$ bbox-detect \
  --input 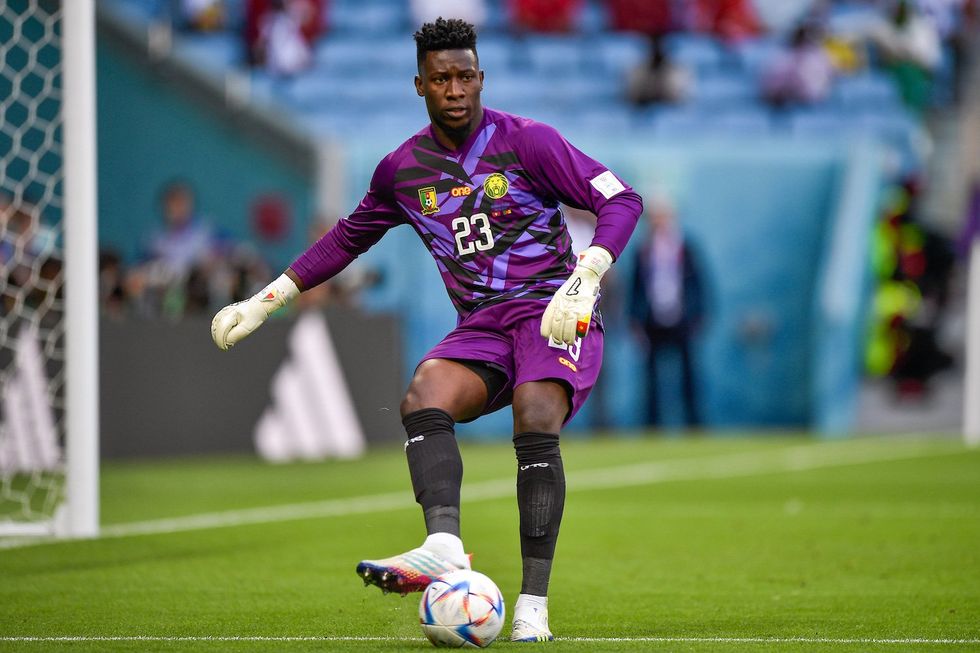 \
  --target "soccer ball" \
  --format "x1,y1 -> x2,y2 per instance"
419,569 -> 505,648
